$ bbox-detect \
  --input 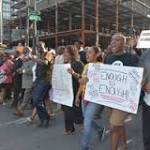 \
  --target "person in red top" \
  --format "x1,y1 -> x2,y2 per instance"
0,53 -> 14,105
